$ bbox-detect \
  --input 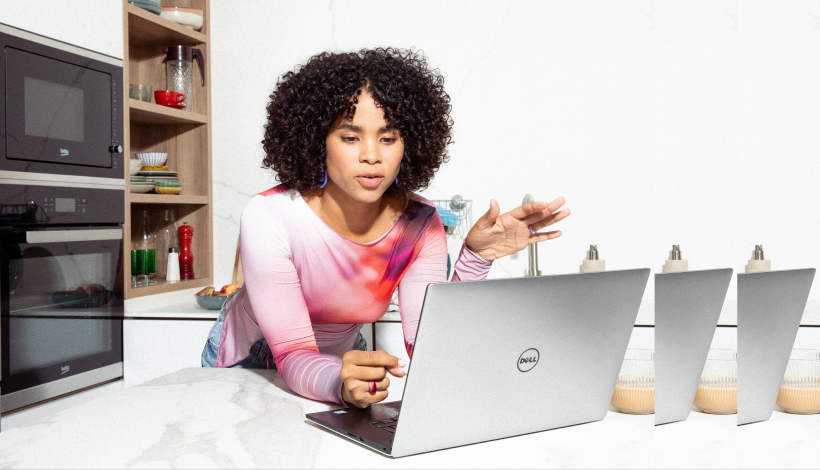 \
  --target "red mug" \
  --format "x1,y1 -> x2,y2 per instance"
154,90 -> 186,108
